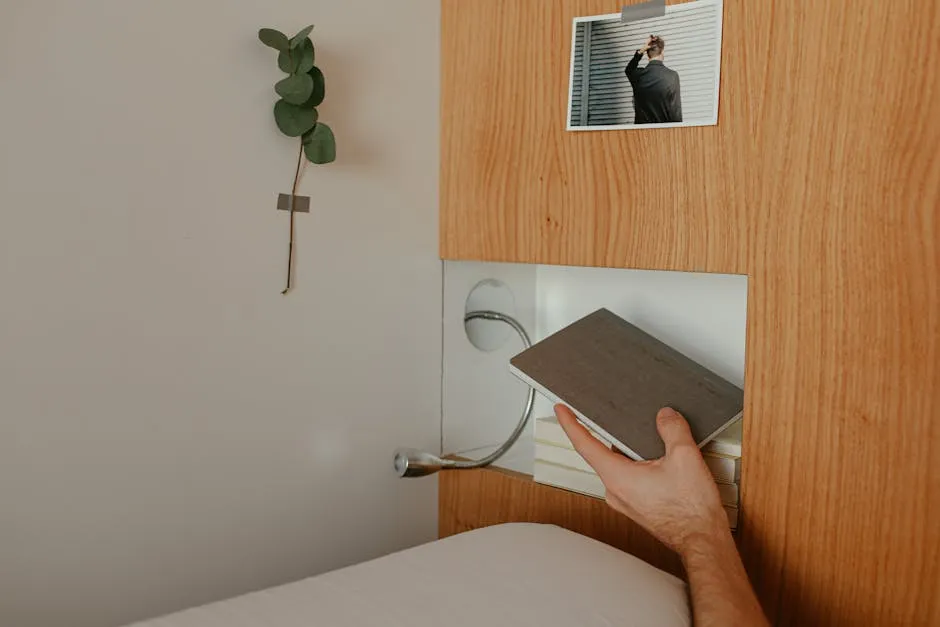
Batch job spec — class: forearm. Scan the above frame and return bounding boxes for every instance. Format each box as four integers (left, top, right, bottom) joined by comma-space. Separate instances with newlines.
625, 50, 642, 76
682, 521, 768, 627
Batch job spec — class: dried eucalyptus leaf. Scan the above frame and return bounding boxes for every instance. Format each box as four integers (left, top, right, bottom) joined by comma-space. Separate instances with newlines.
303, 122, 336, 164
290, 25, 314, 49
275, 73, 314, 105
302, 66, 326, 107
296, 39, 315, 74
274, 99, 319, 137
258, 28, 289, 51
278, 49, 299, 73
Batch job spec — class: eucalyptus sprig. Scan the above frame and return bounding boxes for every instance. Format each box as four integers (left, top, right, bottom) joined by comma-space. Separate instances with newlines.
259, 25, 337, 294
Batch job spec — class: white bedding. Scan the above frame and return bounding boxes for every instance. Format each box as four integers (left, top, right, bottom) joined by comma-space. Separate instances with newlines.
129, 523, 690, 627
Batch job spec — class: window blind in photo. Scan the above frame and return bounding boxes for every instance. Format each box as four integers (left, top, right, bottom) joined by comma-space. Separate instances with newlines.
570, 2, 721, 127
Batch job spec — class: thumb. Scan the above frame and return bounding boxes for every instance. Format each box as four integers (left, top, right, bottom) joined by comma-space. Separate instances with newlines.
656, 407, 695, 455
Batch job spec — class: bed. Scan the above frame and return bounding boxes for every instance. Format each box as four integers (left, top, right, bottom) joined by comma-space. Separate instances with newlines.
128, 524, 690, 627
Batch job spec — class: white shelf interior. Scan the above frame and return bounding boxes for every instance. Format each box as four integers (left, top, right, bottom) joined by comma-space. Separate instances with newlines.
442, 261, 748, 475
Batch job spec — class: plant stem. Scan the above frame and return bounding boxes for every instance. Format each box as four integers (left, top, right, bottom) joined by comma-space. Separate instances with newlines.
281, 139, 305, 295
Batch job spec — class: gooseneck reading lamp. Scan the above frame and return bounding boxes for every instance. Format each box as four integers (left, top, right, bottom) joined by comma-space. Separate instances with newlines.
394, 310, 535, 478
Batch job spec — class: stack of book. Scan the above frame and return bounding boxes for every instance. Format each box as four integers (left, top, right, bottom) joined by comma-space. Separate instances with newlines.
534, 416, 742, 530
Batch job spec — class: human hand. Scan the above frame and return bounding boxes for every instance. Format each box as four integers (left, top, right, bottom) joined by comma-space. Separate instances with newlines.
554, 405, 728, 556
638, 35, 655, 53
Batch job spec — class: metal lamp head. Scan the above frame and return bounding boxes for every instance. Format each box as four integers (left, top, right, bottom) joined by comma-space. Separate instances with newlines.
394, 449, 446, 478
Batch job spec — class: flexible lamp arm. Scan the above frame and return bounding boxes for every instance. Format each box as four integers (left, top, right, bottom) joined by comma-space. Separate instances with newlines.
394, 310, 535, 478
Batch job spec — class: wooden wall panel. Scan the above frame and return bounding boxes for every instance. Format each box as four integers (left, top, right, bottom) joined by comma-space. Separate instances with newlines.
439, 466, 684, 578
440, 0, 751, 273
441, 0, 940, 625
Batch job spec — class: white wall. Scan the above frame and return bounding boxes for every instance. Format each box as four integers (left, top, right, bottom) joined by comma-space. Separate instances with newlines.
442, 262, 747, 474
0, 2, 441, 626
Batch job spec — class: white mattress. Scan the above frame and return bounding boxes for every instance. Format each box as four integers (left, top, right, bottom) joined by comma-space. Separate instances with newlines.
129, 523, 690, 627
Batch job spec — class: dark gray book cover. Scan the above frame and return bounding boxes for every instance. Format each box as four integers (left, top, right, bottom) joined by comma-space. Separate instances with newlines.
510, 308, 743, 461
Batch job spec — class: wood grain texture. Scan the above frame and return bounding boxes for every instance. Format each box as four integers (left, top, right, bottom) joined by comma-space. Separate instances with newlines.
441, 0, 751, 272
439, 466, 684, 578
441, 1, 940, 625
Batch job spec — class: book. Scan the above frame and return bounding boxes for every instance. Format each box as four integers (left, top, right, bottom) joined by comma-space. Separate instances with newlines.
534, 442, 739, 507
717, 482, 739, 507
536, 414, 591, 448
702, 417, 742, 458
534, 460, 738, 529
703, 454, 741, 485
536, 416, 741, 485
534, 460, 605, 498
536, 415, 740, 507
535, 440, 600, 474
539, 410, 743, 460
725, 506, 739, 530
536, 414, 611, 448
511, 309, 744, 461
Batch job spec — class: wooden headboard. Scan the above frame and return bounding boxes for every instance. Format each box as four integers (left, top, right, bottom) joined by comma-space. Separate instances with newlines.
439, 0, 939, 624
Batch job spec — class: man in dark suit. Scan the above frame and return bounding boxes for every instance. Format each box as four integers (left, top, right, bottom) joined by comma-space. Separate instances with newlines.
625, 35, 682, 124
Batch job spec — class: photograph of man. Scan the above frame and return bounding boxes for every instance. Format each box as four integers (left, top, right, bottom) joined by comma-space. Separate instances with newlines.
625, 35, 683, 124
